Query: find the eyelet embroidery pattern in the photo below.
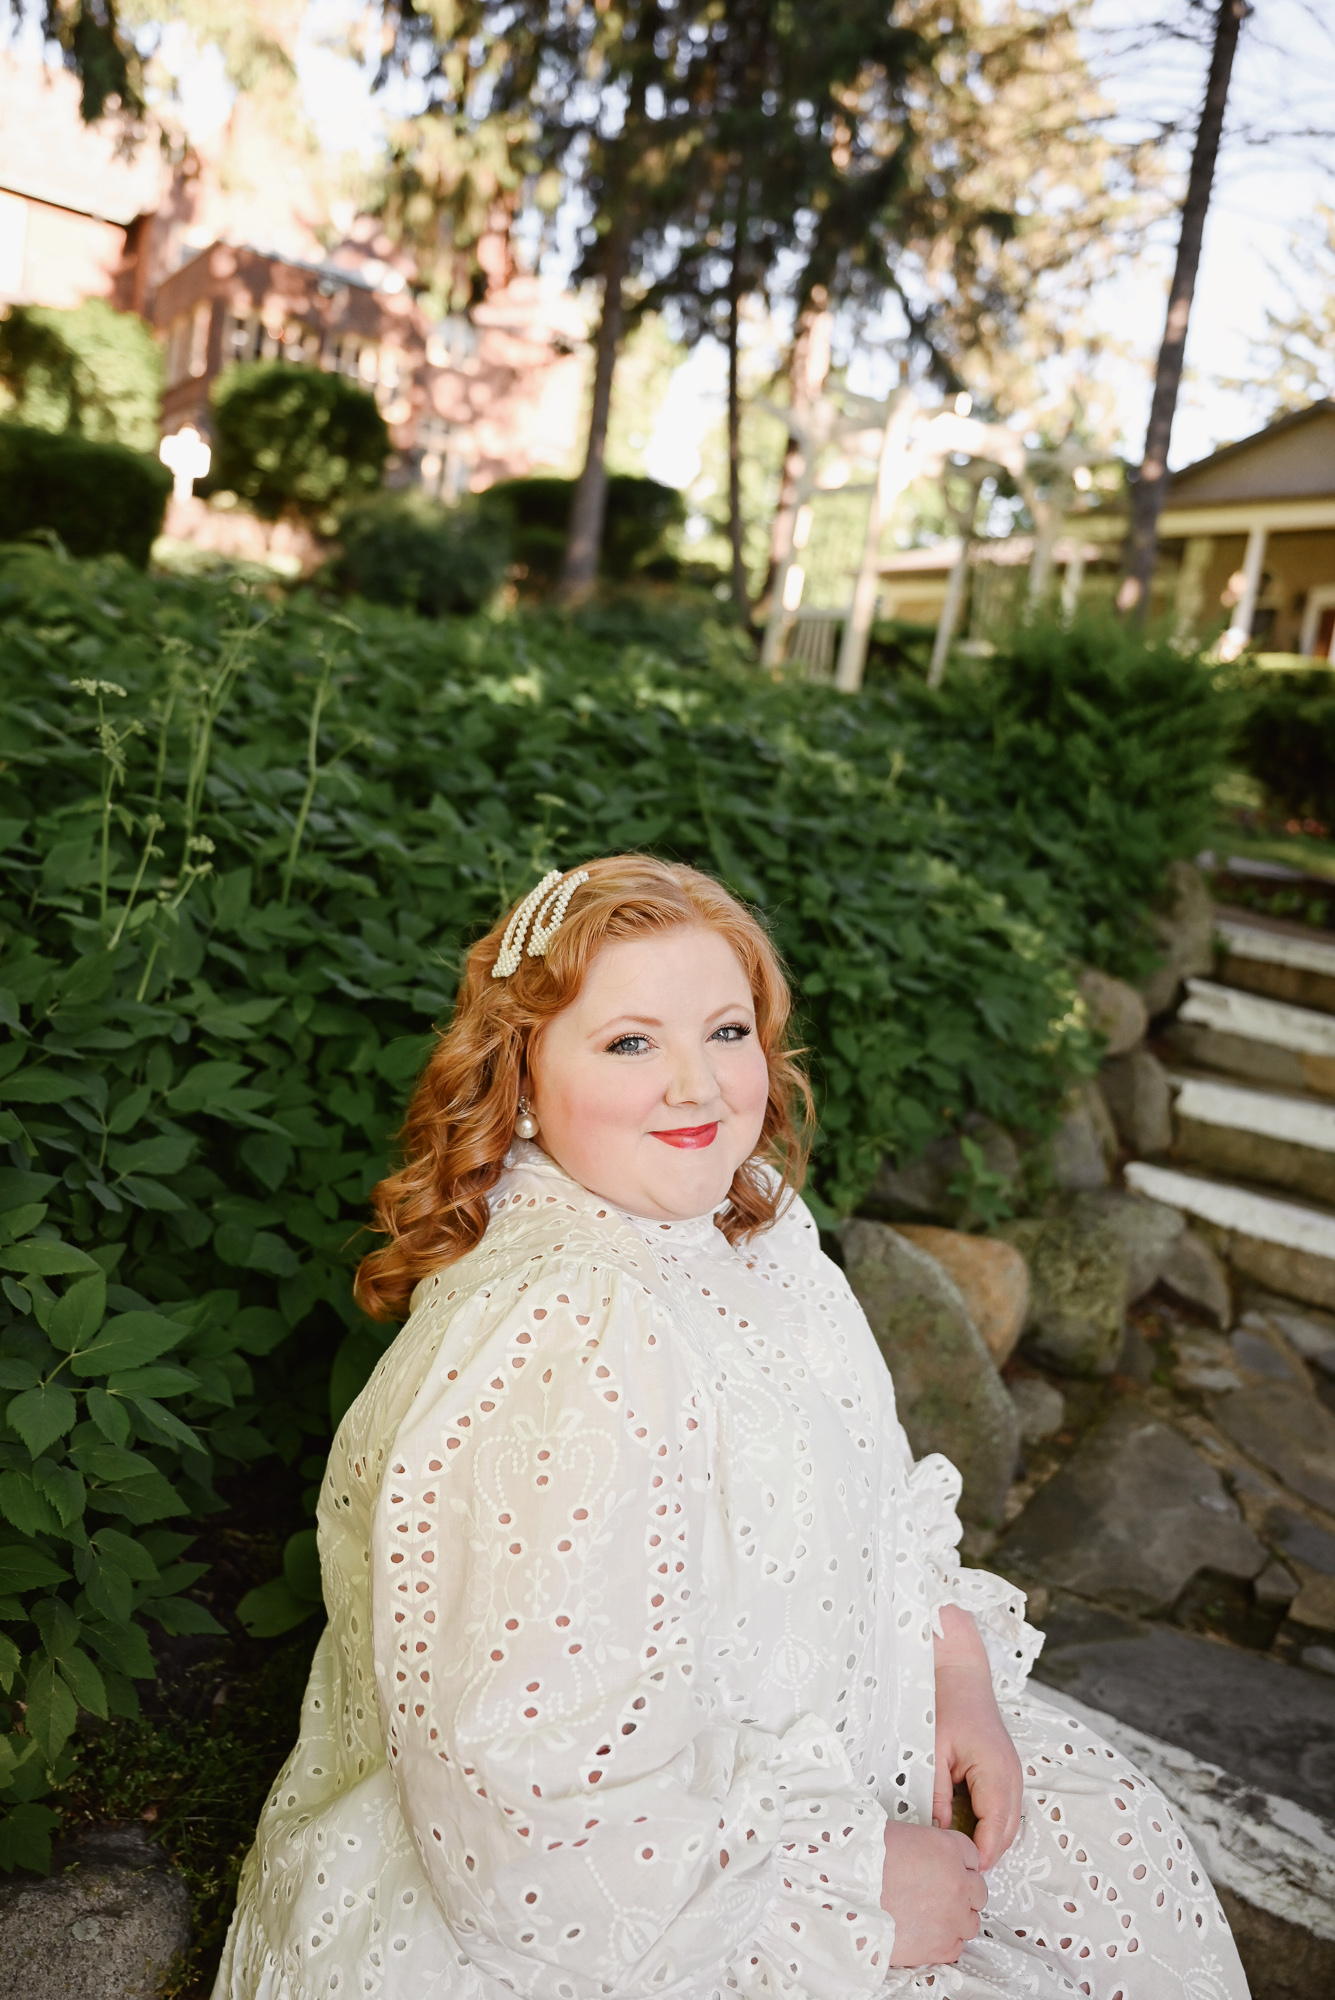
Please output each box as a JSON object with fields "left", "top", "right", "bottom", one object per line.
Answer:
{"left": 213, "top": 1147, "right": 1246, "bottom": 2000}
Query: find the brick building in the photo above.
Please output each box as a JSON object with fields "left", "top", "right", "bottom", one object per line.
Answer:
{"left": 0, "top": 50, "right": 592, "bottom": 499}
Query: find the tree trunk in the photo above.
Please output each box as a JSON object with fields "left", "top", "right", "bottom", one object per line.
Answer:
{"left": 1120, "top": 0, "right": 1245, "bottom": 621}
{"left": 560, "top": 216, "right": 632, "bottom": 604}
{"left": 726, "top": 261, "right": 749, "bottom": 619}
{"left": 756, "top": 296, "right": 832, "bottom": 621}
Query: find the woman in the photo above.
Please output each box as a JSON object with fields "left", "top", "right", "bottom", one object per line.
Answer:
{"left": 215, "top": 856, "right": 1248, "bottom": 2000}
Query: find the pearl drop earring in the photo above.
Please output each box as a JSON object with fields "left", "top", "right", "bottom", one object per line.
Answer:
{"left": 515, "top": 1095, "right": 539, "bottom": 1140}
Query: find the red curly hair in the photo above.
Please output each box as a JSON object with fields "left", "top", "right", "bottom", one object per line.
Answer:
{"left": 354, "top": 855, "right": 812, "bottom": 1320}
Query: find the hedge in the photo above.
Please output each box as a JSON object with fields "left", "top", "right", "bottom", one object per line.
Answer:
{"left": 0, "top": 425, "right": 172, "bottom": 568}
{"left": 0, "top": 547, "right": 1238, "bottom": 1871}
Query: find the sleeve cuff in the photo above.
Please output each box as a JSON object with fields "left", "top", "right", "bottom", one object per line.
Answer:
{"left": 906, "top": 1454, "right": 1045, "bottom": 1700}
{"left": 728, "top": 1714, "right": 896, "bottom": 2000}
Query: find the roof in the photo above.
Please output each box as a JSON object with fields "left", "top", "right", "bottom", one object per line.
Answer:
{"left": 1168, "top": 401, "right": 1335, "bottom": 507}
{"left": 0, "top": 54, "right": 164, "bottom": 227}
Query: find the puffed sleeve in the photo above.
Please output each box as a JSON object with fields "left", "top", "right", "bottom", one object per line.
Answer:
{"left": 372, "top": 1257, "right": 896, "bottom": 2000}
{"left": 907, "top": 1455, "right": 1045, "bottom": 1700}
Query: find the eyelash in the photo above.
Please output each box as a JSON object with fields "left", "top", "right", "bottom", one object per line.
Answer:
{"left": 604, "top": 1022, "right": 752, "bottom": 1056}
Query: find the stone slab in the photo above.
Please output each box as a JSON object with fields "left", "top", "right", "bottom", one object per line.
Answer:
{"left": 1209, "top": 1380, "right": 1335, "bottom": 1516}
{"left": 997, "top": 1402, "right": 1266, "bottom": 1614}
{"left": 1161, "top": 1017, "right": 1335, "bottom": 1099}
{"left": 1098, "top": 1046, "right": 1173, "bottom": 1154}
{"left": 1032, "top": 1596, "right": 1335, "bottom": 1822}
{"left": 1172, "top": 1074, "right": 1335, "bottom": 1155}
{"left": 1266, "top": 1508, "right": 1335, "bottom": 1576}
{"left": 0, "top": 1825, "right": 190, "bottom": 2000}
{"left": 1180, "top": 978, "right": 1335, "bottom": 1058}
{"left": 1123, "top": 1161, "right": 1335, "bottom": 1264}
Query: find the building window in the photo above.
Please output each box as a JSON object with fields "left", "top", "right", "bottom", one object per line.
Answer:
{"left": 188, "top": 301, "right": 211, "bottom": 378}
{"left": 224, "top": 311, "right": 263, "bottom": 364}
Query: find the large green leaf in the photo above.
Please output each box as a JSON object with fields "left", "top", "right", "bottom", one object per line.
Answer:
{"left": 7, "top": 1385, "right": 77, "bottom": 1458}
{"left": 46, "top": 1271, "right": 106, "bottom": 1352}
{"left": 70, "top": 1312, "right": 189, "bottom": 1377}
{"left": 0, "top": 1545, "right": 68, "bottom": 1594}
{"left": 0, "top": 1241, "right": 99, "bottom": 1278}
{"left": 22, "top": 1658, "right": 78, "bottom": 1763}
{"left": 0, "top": 1071, "right": 86, "bottom": 1105}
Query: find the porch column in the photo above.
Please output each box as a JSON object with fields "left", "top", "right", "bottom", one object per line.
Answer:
{"left": 1219, "top": 523, "right": 1267, "bottom": 660}
{"left": 1173, "top": 534, "right": 1214, "bottom": 646}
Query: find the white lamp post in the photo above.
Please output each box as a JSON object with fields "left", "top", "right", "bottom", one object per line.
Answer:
{"left": 158, "top": 426, "right": 212, "bottom": 505}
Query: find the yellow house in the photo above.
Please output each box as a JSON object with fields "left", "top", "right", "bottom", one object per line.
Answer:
{"left": 876, "top": 401, "right": 1335, "bottom": 657}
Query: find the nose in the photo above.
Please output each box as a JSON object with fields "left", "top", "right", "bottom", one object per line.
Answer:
{"left": 662, "top": 1040, "right": 721, "bottom": 1109}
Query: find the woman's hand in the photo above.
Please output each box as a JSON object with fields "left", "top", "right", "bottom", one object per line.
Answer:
{"left": 881, "top": 1821, "right": 986, "bottom": 1965}
{"left": 932, "top": 1603, "right": 1024, "bottom": 1871}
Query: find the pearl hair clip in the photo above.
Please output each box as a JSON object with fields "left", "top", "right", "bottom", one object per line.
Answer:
{"left": 491, "top": 867, "right": 590, "bottom": 978}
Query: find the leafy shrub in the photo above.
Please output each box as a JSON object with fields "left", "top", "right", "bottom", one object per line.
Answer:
{"left": 0, "top": 301, "right": 163, "bottom": 453}
{"left": 902, "top": 615, "right": 1244, "bottom": 968}
{"left": 0, "top": 424, "right": 171, "bottom": 567}
{"left": 208, "top": 364, "right": 389, "bottom": 526}
{"left": 0, "top": 556, "right": 1235, "bottom": 1872}
{"left": 481, "top": 473, "right": 686, "bottom": 587}
{"left": 333, "top": 490, "right": 510, "bottom": 616}
{"left": 1236, "top": 666, "right": 1335, "bottom": 827}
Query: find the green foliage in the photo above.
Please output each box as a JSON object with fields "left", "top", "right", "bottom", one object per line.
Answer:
{"left": 208, "top": 364, "right": 390, "bottom": 527}
{"left": 334, "top": 490, "right": 510, "bottom": 616}
{"left": 0, "top": 302, "right": 163, "bottom": 454}
{"left": 905, "top": 616, "right": 1245, "bottom": 969}
{"left": 0, "top": 424, "right": 171, "bottom": 568}
{"left": 1236, "top": 666, "right": 1335, "bottom": 827}
{"left": 482, "top": 475, "right": 686, "bottom": 589}
{"left": 0, "top": 552, "right": 1233, "bottom": 1871}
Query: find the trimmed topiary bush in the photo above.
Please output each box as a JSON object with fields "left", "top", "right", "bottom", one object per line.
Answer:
{"left": 208, "top": 364, "right": 390, "bottom": 527}
{"left": 333, "top": 490, "right": 510, "bottom": 616}
{"left": 0, "top": 423, "right": 171, "bottom": 567}
{"left": 481, "top": 473, "right": 685, "bottom": 588}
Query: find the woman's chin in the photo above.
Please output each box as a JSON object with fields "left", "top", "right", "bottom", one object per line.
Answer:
{"left": 638, "top": 1147, "right": 742, "bottom": 1219}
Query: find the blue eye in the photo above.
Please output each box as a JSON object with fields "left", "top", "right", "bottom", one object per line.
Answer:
{"left": 710, "top": 1022, "right": 752, "bottom": 1043}
{"left": 606, "top": 1034, "right": 653, "bottom": 1056}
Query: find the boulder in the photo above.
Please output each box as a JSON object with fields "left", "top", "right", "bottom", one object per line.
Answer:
{"left": 1253, "top": 1559, "right": 1299, "bottom": 1610}
{"left": 1009, "top": 1375, "right": 1065, "bottom": 1443}
{"left": 890, "top": 1225, "right": 1029, "bottom": 1365}
{"left": 1140, "top": 858, "right": 1215, "bottom": 1017}
{"left": 998, "top": 1209, "right": 1128, "bottom": 1376}
{"left": 1049, "top": 1080, "right": 1116, "bottom": 1191}
{"left": 997, "top": 1403, "right": 1267, "bottom": 1615}
{"left": 1078, "top": 968, "right": 1148, "bottom": 1056}
{"left": 0, "top": 1825, "right": 190, "bottom": 2000}
{"left": 866, "top": 1115, "right": 1021, "bottom": 1225}
{"left": 1070, "top": 1188, "right": 1186, "bottom": 1303}
{"left": 838, "top": 1219, "right": 1020, "bottom": 1526}
{"left": 1158, "top": 1228, "right": 1233, "bottom": 1328}
{"left": 1097, "top": 1048, "right": 1174, "bottom": 1156}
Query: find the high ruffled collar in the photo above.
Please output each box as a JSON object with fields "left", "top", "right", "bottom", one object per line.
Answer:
{"left": 496, "top": 1139, "right": 729, "bottom": 1250}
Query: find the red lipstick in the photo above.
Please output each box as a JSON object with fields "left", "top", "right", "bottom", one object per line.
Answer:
{"left": 650, "top": 1122, "right": 719, "bottom": 1150}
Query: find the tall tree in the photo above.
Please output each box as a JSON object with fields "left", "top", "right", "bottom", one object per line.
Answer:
{"left": 1118, "top": 0, "right": 1247, "bottom": 620}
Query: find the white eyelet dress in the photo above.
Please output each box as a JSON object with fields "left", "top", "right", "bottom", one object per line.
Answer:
{"left": 213, "top": 1144, "right": 1248, "bottom": 2000}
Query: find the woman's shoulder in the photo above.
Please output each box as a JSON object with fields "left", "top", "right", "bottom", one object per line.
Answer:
{"left": 406, "top": 1167, "right": 665, "bottom": 1321}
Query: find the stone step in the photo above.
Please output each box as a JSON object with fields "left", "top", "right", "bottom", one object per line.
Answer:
{"left": 1160, "top": 1017, "right": 1335, "bottom": 1100}
{"left": 1124, "top": 1160, "right": 1335, "bottom": 1312}
{"left": 1171, "top": 979, "right": 1335, "bottom": 1099}
{"left": 1216, "top": 906, "right": 1335, "bottom": 1017}
{"left": 1166, "top": 1073, "right": 1335, "bottom": 1208}
{"left": 1032, "top": 1600, "right": 1335, "bottom": 1997}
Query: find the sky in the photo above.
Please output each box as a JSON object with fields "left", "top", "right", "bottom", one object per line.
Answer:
{"left": 6, "top": 0, "right": 1335, "bottom": 485}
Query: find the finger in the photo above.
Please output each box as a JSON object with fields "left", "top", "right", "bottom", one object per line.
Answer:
{"left": 932, "top": 1766, "right": 955, "bottom": 1832}
{"left": 945, "top": 1829, "right": 981, "bottom": 1870}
